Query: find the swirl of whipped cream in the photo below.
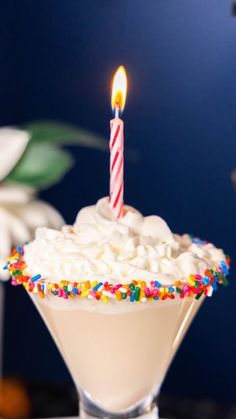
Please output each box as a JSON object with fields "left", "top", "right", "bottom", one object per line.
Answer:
{"left": 24, "top": 197, "right": 226, "bottom": 285}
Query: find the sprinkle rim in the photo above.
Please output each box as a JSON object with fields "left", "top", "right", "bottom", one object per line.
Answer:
{"left": 5, "top": 243, "right": 230, "bottom": 304}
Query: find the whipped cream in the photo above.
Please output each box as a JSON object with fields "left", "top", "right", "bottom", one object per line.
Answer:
{"left": 24, "top": 197, "right": 226, "bottom": 286}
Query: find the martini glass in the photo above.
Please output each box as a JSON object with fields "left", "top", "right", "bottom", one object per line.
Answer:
{"left": 29, "top": 291, "right": 203, "bottom": 419}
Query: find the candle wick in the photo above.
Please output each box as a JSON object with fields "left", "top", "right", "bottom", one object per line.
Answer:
{"left": 115, "top": 106, "right": 119, "bottom": 119}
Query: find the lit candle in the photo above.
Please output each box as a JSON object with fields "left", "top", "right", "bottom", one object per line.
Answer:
{"left": 110, "top": 66, "right": 127, "bottom": 219}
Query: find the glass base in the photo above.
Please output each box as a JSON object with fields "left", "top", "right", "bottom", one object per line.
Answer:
{"left": 79, "top": 390, "right": 159, "bottom": 419}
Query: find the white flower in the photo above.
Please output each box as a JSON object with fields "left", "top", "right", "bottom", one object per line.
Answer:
{"left": 0, "top": 128, "right": 64, "bottom": 280}
{"left": 0, "top": 128, "right": 29, "bottom": 182}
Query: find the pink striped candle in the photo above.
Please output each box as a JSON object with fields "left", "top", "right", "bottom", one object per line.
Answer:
{"left": 109, "top": 66, "right": 127, "bottom": 219}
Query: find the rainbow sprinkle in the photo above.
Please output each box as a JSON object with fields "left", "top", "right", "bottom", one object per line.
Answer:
{"left": 5, "top": 245, "right": 230, "bottom": 304}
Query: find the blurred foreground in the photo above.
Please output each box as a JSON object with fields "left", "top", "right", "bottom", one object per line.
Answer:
{"left": 0, "top": 378, "right": 236, "bottom": 419}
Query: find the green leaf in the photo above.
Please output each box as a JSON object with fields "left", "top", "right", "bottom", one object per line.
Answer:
{"left": 5, "top": 121, "right": 108, "bottom": 190}
{"left": 23, "top": 121, "right": 108, "bottom": 151}
{"left": 6, "top": 143, "right": 74, "bottom": 189}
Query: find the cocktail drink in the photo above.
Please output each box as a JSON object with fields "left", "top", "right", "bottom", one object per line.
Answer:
{"left": 7, "top": 197, "right": 229, "bottom": 419}
{"left": 31, "top": 295, "right": 202, "bottom": 415}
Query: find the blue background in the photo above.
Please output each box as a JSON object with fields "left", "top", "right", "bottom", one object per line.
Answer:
{"left": 2, "top": 0, "right": 236, "bottom": 403}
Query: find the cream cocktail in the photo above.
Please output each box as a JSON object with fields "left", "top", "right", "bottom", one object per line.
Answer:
{"left": 7, "top": 197, "right": 229, "bottom": 417}
{"left": 32, "top": 296, "right": 201, "bottom": 413}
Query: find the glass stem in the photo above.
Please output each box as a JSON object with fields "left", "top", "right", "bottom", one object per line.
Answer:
{"left": 79, "top": 390, "right": 159, "bottom": 419}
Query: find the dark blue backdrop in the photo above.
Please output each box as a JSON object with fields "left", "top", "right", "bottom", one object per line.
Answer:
{"left": 2, "top": 0, "right": 236, "bottom": 403}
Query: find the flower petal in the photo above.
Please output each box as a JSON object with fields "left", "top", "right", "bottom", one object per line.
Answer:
{"left": 16, "top": 200, "right": 64, "bottom": 232}
{"left": 0, "top": 259, "right": 10, "bottom": 280}
{"left": 0, "top": 209, "right": 12, "bottom": 280}
{"left": 0, "top": 128, "right": 30, "bottom": 181}
{"left": 0, "top": 207, "right": 30, "bottom": 245}
{"left": 0, "top": 209, "right": 12, "bottom": 258}
{"left": 0, "top": 183, "right": 34, "bottom": 205}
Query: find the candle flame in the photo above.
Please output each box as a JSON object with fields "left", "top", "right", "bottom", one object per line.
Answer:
{"left": 111, "top": 66, "right": 127, "bottom": 113}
